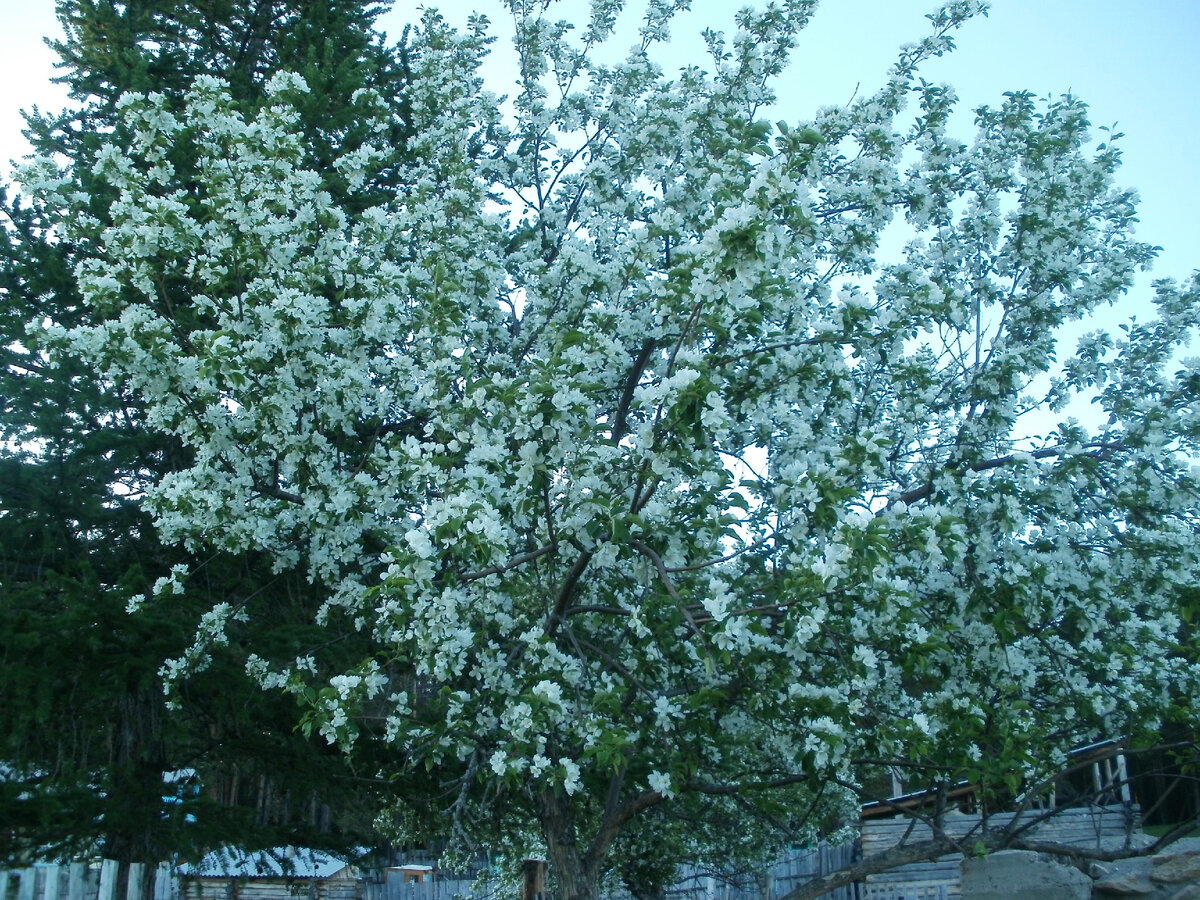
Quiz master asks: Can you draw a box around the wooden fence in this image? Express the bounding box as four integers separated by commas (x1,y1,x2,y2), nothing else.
4,843,860,900
860,803,1138,899
311,842,861,900
0,863,174,900
365,875,478,900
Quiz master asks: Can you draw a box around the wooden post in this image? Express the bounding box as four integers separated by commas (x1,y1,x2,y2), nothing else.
520,860,545,900
1116,752,1132,805
97,861,119,900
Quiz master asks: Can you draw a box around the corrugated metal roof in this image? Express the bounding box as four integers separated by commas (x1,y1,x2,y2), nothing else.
178,847,357,879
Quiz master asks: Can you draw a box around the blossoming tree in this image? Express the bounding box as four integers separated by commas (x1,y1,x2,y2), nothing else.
27,0,1200,895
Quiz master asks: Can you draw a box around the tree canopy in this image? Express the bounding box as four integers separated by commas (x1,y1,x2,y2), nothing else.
15,0,1200,896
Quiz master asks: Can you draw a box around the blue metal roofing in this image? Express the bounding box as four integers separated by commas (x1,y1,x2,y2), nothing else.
177,847,357,880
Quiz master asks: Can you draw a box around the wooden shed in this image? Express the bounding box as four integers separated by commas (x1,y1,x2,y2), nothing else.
177,847,362,900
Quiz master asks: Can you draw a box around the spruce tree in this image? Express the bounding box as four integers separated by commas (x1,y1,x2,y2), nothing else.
0,0,410,870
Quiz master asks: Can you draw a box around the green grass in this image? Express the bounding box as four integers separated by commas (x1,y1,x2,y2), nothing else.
1143,822,1200,839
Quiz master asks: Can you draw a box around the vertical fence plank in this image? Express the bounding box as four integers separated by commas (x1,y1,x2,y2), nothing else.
41,867,61,900
125,864,144,900
96,861,119,900
17,869,36,900
66,864,86,900
153,864,173,900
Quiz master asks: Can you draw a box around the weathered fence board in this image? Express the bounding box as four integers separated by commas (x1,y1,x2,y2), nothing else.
373,877,479,900
151,865,172,900
95,862,119,900
860,886,948,900
17,868,37,900
67,864,87,900
861,803,1137,855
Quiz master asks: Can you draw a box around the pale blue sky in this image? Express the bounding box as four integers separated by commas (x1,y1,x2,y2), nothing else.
3,0,1197,285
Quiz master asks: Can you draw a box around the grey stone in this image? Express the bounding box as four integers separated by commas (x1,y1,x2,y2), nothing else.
1153,851,1200,885
1168,885,1200,900
960,849,1090,900
1092,871,1158,895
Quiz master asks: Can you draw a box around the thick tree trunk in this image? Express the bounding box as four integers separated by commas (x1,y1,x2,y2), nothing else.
625,877,668,900
105,683,168,898
537,790,602,900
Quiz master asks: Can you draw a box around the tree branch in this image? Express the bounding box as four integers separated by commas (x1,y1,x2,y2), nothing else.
546,547,594,636
897,440,1126,506
460,543,555,583
630,539,707,644
612,338,656,444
